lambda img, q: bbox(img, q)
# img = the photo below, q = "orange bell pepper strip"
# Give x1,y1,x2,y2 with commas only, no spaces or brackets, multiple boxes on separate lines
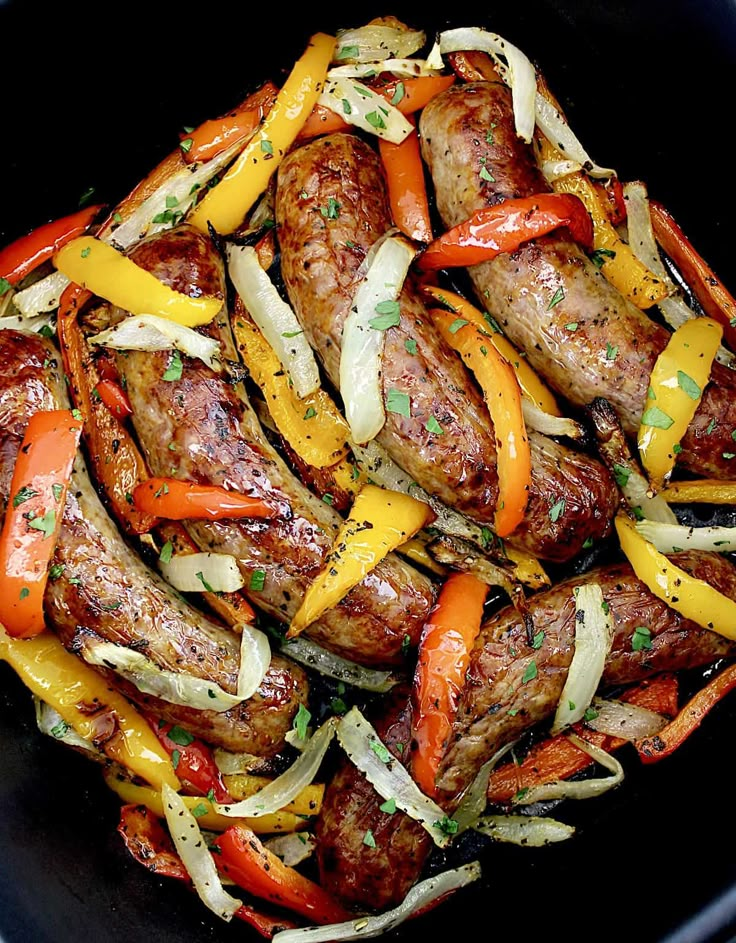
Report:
430,307,531,537
636,663,736,764
298,74,456,139
487,673,679,803
182,81,279,165
649,200,736,352
0,204,103,286
57,285,158,536
217,825,352,925
0,409,82,638
94,378,132,421
133,478,279,521
411,572,488,798
378,115,432,243
418,193,593,270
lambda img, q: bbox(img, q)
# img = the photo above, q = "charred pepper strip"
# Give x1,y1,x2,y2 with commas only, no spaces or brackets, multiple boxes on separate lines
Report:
133,478,279,522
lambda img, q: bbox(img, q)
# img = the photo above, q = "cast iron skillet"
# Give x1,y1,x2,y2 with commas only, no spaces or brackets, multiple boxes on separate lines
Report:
2,1,736,941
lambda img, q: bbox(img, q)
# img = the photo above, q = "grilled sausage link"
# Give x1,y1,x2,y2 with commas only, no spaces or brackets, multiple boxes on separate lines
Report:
420,81,736,479
0,328,307,754
275,132,618,564
114,225,435,665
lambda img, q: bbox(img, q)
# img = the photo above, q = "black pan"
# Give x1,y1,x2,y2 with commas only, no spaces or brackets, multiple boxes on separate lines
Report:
2,2,736,941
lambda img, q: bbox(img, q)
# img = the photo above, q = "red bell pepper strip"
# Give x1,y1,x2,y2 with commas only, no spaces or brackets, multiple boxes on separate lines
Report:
594,176,627,226
0,205,102,286
419,193,594,270
149,718,232,803
649,200,736,352
217,826,352,925
117,806,297,939
94,379,133,421
411,573,489,798
487,674,679,803
133,478,279,521
447,49,502,83
57,285,158,536
0,410,82,638
636,663,736,763
182,82,279,165
378,115,432,243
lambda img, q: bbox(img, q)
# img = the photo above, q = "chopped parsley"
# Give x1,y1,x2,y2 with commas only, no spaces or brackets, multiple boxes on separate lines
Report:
631,626,653,652
80,246,91,259
565,322,579,332
379,797,397,814
196,571,215,592
0,277,12,296
162,350,183,382
641,406,674,430
249,569,266,592
590,247,616,268
425,416,443,435
319,197,341,220
448,318,469,334
549,498,566,522
179,138,194,154
531,630,545,650
363,829,377,848
584,707,599,722
365,111,386,130
547,287,565,310
521,661,538,684
369,300,401,330
13,486,37,508
676,370,701,400
336,44,359,59
260,139,274,156
613,463,631,488
293,703,311,741
49,563,65,581
28,510,56,538
303,407,317,420
159,541,174,564
51,720,71,738
391,83,405,106
605,343,618,361
167,725,195,746
370,740,392,764
191,803,209,818
386,388,411,417
433,815,459,836
405,338,418,355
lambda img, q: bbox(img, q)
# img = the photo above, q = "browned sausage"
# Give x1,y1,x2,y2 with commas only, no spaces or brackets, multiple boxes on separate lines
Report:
113,225,435,666
0,328,307,755
419,81,736,479
275,132,619,564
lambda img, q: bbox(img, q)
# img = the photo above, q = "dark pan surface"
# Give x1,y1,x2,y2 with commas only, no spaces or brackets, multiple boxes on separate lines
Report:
2,2,736,941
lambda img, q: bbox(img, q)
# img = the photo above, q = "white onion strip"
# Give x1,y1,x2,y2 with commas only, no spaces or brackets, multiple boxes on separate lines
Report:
216,717,338,818
475,814,575,846
35,698,103,757
0,312,55,335
265,832,316,868
159,551,244,593
334,25,426,63
162,783,242,921
14,270,70,319
89,314,221,370
279,636,397,692
228,244,319,399
551,584,613,734
636,519,736,554
521,400,583,439
453,743,515,834
340,235,416,443
272,861,481,943
534,94,615,178
617,461,678,525
514,734,624,804
328,59,441,80
336,707,453,848
319,78,413,144
540,158,584,183
585,697,667,742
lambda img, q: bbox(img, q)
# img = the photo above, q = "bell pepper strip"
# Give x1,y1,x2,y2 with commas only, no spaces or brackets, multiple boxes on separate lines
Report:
649,200,736,352
287,484,435,638
222,774,324,817
487,674,679,803
133,478,279,522
54,237,222,328
397,537,448,577
154,521,256,626
298,74,456,140
637,316,722,490
593,176,627,227
0,204,103,286
104,770,303,835
504,546,550,591
150,719,232,803
183,82,279,165
0,626,179,790
447,49,502,82
430,307,531,537
94,378,132,421
0,409,81,638
636,663,736,764
217,825,352,924
188,33,335,236
615,513,736,640
661,479,736,505
411,572,488,798
421,284,560,415
231,303,349,469
117,806,297,939
418,193,593,271
57,285,158,536
378,116,432,243
276,442,359,513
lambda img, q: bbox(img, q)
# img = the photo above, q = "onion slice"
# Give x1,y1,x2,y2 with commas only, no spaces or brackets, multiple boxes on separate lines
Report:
14,270,71,319
453,743,514,834
636,519,736,554
475,814,575,846
35,698,102,757
514,734,625,804
265,832,316,868
279,636,397,692
161,783,242,921
336,706,453,848
159,551,245,593
534,94,615,178
228,244,319,399
618,462,678,525
318,78,413,144
521,401,583,439
340,234,416,442
216,717,338,818
551,583,614,734
89,314,221,370
585,697,667,741
328,59,441,79
272,861,481,943
334,25,426,63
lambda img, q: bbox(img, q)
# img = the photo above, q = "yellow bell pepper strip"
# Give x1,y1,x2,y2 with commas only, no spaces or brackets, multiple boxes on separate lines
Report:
103,769,302,834
222,774,324,817
231,302,349,469
54,236,222,328
505,546,550,591
661,480,736,505
397,537,448,577
615,513,736,640
188,33,335,235
287,484,435,638
421,284,560,415
637,316,723,490
0,625,179,790
0,410,81,638
430,307,531,538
